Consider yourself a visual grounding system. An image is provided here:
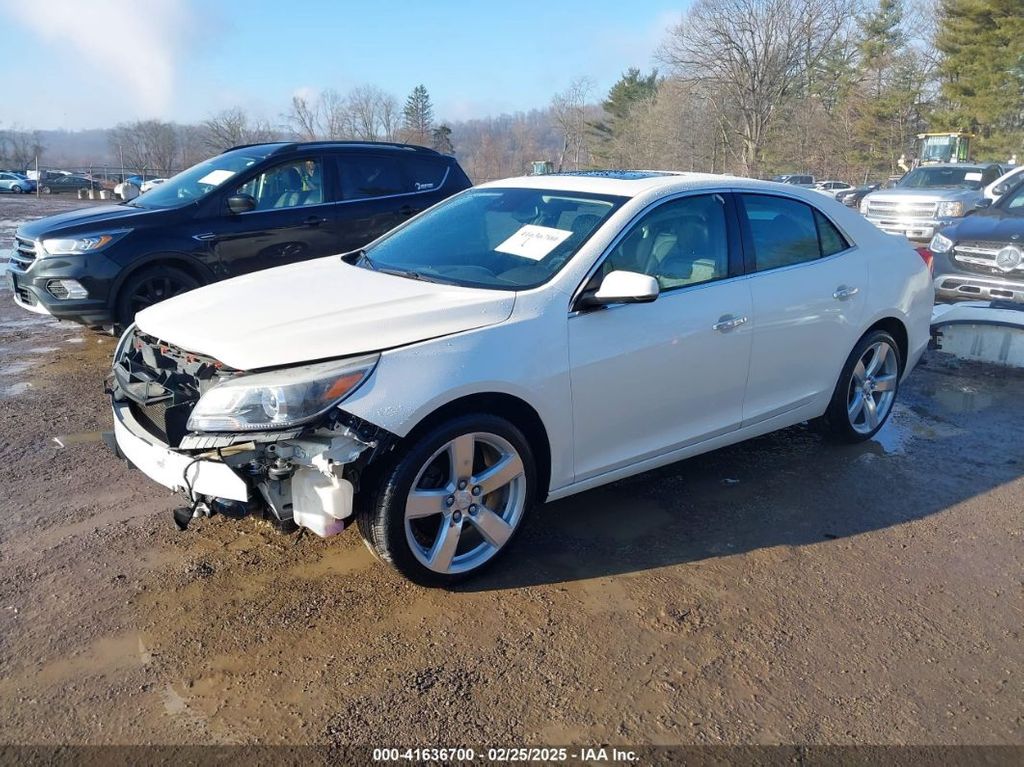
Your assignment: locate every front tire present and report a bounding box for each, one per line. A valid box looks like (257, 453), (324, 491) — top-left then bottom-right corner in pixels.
(357, 414), (536, 587)
(115, 265), (200, 327)
(822, 329), (902, 442)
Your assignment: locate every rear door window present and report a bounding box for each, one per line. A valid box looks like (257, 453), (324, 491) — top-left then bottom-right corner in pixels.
(740, 194), (850, 271)
(336, 155), (406, 200)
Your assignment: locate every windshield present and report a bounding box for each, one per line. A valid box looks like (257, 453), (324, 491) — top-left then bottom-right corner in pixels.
(897, 166), (985, 190)
(361, 187), (627, 289)
(132, 150), (267, 209)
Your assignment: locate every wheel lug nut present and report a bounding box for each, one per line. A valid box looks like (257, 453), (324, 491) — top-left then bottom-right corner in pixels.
(458, 480), (467, 490)
(445, 496), (455, 507)
(469, 505), (478, 515)
(472, 486), (481, 496)
(453, 511), (462, 522)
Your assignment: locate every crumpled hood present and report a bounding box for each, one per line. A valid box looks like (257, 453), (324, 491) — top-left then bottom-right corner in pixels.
(134, 257), (516, 370)
(17, 203), (169, 239)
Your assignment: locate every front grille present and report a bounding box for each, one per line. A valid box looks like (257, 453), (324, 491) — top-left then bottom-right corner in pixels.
(953, 242), (1024, 277)
(15, 286), (36, 305)
(866, 199), (938, 219)
(9, 237), (37, 271)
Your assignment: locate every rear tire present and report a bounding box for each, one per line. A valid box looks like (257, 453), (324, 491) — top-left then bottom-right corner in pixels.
(41, 185), (51, 194)
(357, 413), (536, 587)
(115, 265), (200, 327)
(12, 186), (22, 194)
(821, 329), (902, 443)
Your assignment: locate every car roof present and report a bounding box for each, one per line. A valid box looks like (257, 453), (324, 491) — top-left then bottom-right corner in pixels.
(223, 140), (444, 158)
(478, 170), (848, 200)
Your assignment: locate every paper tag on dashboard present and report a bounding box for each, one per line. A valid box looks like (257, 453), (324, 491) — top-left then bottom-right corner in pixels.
(495, 225), (573, 261)
(964, 172), (982, 182)
(197, 169), (237, 186)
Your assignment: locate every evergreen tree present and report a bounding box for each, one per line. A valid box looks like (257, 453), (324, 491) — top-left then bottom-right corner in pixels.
(591, 68), (659, 163)
(431, 123), (454, 155)
(858, 0), (905, 97)
(934, 0), (1024, 139)
(402, 84), (435, 145)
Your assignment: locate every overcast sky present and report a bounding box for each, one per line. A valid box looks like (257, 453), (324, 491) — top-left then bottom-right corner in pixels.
(0, 0), (685, 131)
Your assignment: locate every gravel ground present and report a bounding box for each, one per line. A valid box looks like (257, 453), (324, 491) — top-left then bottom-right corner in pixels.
(0, 195), (1021, 747)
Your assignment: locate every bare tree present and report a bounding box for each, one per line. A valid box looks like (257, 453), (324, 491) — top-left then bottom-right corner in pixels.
(551, 77), (593, 171)
(659, 0), (850, 176)
(320, 89), (348, 140)
(108, 120), (178, 175)
(201, 108), (278, 152)
(0, 126), (45, 170)
(378, 93), (400, 141)
(287, 94), (322, 140)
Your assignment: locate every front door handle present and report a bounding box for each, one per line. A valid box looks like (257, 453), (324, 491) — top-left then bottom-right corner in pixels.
(713, 314), (748, 332)
(303, 215), (326, 227)
(833, 285), (859, 301)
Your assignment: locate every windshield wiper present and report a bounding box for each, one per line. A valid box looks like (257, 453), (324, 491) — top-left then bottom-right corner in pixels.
(377, 267), (440, 283)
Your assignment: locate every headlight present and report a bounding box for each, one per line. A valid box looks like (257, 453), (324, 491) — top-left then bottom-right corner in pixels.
(859, 199), (869, 215)
(936, 201), (965, 218)
(929, 232), (954, 254)
(40, 229), (130, 256)
(187, 354), (379, 432)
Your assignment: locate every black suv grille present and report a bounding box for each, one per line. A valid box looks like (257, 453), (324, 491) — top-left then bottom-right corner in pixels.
(9, 237), (37, 271)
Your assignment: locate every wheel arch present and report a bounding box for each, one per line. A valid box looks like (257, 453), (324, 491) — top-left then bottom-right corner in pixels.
(863, 315), (909, 373)
(107, 252), (214, 310)
(396, 392), (553, 501)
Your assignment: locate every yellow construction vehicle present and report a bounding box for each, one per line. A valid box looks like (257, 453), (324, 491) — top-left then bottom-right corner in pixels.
(915, 132), (974, 165)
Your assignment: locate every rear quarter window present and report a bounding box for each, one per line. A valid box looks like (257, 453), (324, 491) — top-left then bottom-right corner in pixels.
(405, 157), (450, 193)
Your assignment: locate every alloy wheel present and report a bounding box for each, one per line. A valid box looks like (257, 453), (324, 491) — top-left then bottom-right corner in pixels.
(847, 340), (898, 434)
(404, 431), (527, 575)
(128, 275), (192, 315)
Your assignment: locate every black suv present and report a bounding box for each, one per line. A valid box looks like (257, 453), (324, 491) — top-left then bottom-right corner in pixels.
(6, 142), (472, 327)
(930, 174), (1024, 304)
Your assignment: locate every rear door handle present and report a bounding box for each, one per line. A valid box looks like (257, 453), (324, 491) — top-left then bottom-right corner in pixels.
(303, 215), (326, 227)
(713, 314), (748, 332)
(833, 285), (859, 300)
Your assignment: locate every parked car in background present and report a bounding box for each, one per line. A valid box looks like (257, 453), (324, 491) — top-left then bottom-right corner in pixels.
(37, 174), (102, 194)
(140, 178), (168, 193)
(859, 162), (1003, 241)
(107, 171), (933, 585)
(771, 174), (816, 187)
(814, 180), (854, 198)
(836, 183), (881, 208)
(929, 178), (1024, 304)
(7, 141), (472, 327)
(0, 172), (35, 193)
(984, 165), (1024, 202)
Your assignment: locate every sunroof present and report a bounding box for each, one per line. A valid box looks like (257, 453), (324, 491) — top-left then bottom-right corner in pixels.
(551, 170), (679, 180)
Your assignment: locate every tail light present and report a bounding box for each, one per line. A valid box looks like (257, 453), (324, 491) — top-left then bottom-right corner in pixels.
(915, 247), (934, 272)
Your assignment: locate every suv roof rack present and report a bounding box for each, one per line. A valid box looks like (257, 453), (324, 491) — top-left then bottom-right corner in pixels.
(222, 141), (440, 155)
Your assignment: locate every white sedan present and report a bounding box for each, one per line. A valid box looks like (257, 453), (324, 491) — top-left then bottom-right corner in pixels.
(108, 172), (934, 585)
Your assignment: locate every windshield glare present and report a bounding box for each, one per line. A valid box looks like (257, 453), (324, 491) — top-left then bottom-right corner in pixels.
(898, 166), (984, 190)
(133, 151), (265, 209)
(362, 187), (626, 289)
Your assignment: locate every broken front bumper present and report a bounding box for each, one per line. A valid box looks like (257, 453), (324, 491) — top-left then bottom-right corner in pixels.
(111, 398), (373, 537)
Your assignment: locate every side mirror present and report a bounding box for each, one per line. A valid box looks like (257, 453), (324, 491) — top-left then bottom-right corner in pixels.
(583, 270), (660, 308)
(227, 193), (256, 214)
(992, 183), (1008, 197)
(975, 198), (993, 210)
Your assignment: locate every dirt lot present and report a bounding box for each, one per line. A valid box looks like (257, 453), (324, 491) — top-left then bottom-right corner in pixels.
(0, 195), (1022, 748)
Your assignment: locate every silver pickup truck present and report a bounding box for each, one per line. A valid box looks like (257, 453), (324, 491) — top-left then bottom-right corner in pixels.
(860, 163), (1004, 242)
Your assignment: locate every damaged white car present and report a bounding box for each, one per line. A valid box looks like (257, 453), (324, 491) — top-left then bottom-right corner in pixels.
(108, 171), (934, 585)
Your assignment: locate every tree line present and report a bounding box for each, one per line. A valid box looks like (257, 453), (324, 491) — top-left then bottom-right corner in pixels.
(2, 0), (1020, 184)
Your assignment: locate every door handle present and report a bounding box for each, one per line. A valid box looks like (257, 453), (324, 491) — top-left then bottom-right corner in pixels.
(303, 215), (326, 227)
(833, 285), (859, 300)
(713, 314), (748, 332)
(398, 205), (416, 217)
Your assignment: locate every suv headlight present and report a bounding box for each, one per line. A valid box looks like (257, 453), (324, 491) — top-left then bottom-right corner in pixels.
(929, 232), (954, 254)
(859, 199), (870, 215)
(936, 201), (965, 218)
(40, 229), (131, 256)
(187, 354), (379, 432)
